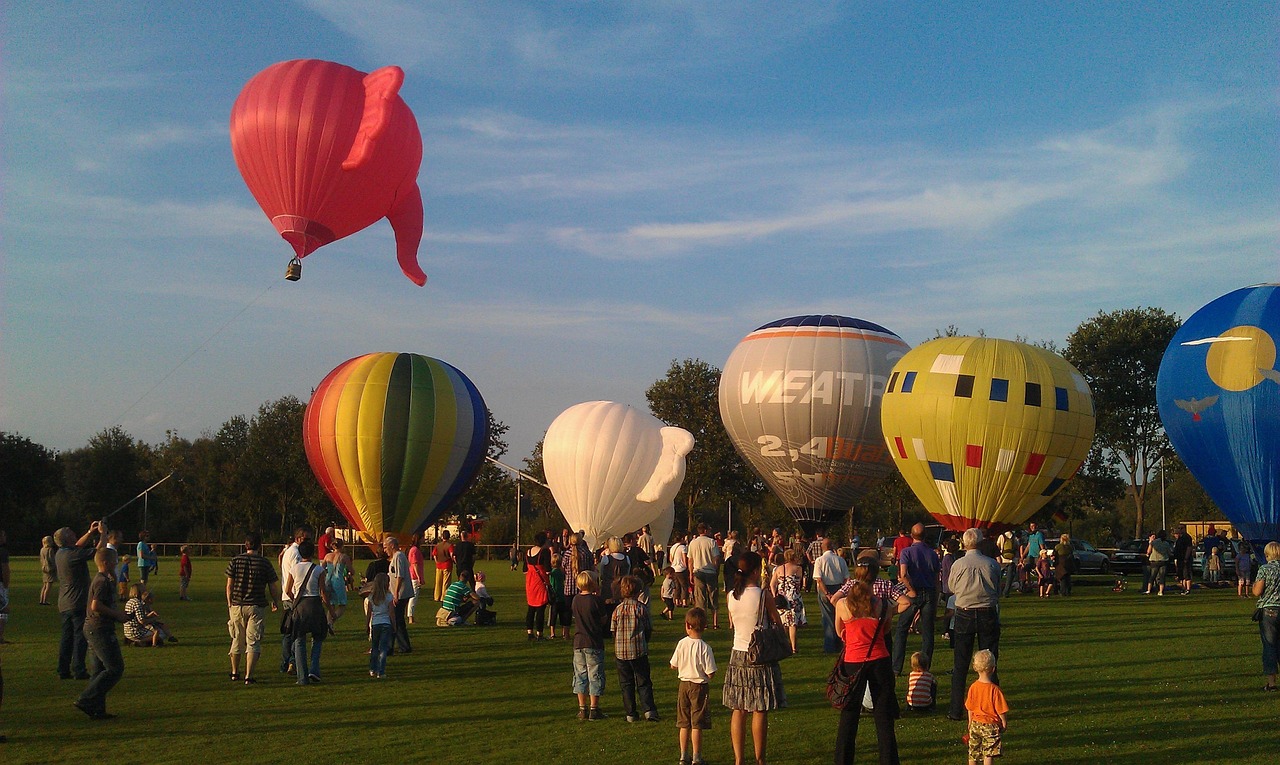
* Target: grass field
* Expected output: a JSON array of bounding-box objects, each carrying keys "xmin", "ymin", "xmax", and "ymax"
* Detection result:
[{"xmin": 1, "ymin": 556, "xmax": 1276, "ymax": 764}]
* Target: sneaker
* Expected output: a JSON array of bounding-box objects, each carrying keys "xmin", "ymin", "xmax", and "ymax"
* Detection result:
[
  {"xmin": 625, "ymin": 715, "xmax": 637, "ymax": 723},
  {"xmin": 645, "ymin": 712, "xmax": 661, "ymax": 722},
  {"xmin": 307, "ymin": 674, "xmax": 321, "ymax": 684},
  {"xmin": 588, "ymin": 708, "xmax": 607, "ymax": 720},
  {"xmin": 577, "ymin": 708, "xmax": 588, "ymax": 721},
  {"xmin": 72, "ymin": 700, "xmax": 99, "ymax": 718}
]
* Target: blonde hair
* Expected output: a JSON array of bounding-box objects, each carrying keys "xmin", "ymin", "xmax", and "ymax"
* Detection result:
[
  {"xmin": 973, "ymin": 649, "xmax": 997, "ymax": 674},
  {"xmin": 576, "ymin": 570, "xmax": 599, "ymax": 593},
  {"xmin": 911, "ymin": 651, "xmax": 930, "ymax": 672},
  {"xmin": 606, "ymin": 536, "xmax": 623, "ymax": 554},
  {"xmin": 1265, "ymin": 541, "xmax": 1280, "ymax": 563},
  {"xmin": 42, "ymin": 535, "xmax": 55, "ymax": 548},
  {"xmin": 783, "ymin": 548, "xmax": 799, "ymax": 565},
  {"xmin": 1060, "ymin": 533, "xmax": 1070, "ymax": 544}
]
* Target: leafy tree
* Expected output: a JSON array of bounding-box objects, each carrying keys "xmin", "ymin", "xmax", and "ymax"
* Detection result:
[
  {"xmin": 0, "ymin": 432, "xmax": 62, "ymax": 549},
  {"xmin": 1065, "ymin": 307, "xmax": 1182, "ymax": 538},
  {"xmin": 646, "ymin": 358, "xmax": 763, "ymax": 535},
  {"xmin": 450, "ymin": 410, "xmax": 518, "ymax": 543},
  {"xmin": 47, "ymin": 426, "xmax": 153, "ymax": 538},
  {"xmin": 242, "ymin": 396, "xmax": 328, "ymax": 540}
]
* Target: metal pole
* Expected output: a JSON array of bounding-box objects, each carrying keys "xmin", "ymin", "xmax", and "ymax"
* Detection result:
[
  {"xmin": 144, "ymin": 492, "xmax": 148, "ymax": 531},
  {"xmin": 1161, "ymin": 458, "xmax": 1167, "ymax": 531},
  {"xmin": 516, "ymin": 477, "xmax": 522, "ymax": 548},
  {"xmin": 728, "ymin": 500, "xmax": 732, "ymax": 534}
]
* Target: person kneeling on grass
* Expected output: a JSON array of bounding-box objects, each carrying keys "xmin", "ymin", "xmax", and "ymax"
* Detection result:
[
  {"xmin": 441, "ymin": 570, "xmax": 479, "ymax": 626},
  {"xmin": 965, "ymin": 650, "xmax": 1009, "ymax": 765}
]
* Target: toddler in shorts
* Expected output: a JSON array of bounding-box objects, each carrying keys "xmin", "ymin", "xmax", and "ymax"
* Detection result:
[
  {"xmin": 965, "ymin": 649, "xmax": 1009, "ymax": 765},
  {"xmin": 669, "ymin": 606, "xmax": 716, "ymax": 765}
]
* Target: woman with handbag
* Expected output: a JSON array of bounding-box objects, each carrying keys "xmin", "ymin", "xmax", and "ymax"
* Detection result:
[
  {"xmin": 524, "ymin": 531, "xmax": 553, "ymax": 641},
  {"xmin": 723, "ymin": 551, "xmax": 786, "ymax": 765},
  {"xmin": 832, "ymin": 579, "xmax": 899, "ymax": 765},
  {"xmin": 282, "ymin": 540, "xmax": 330, "ymax": 685}
]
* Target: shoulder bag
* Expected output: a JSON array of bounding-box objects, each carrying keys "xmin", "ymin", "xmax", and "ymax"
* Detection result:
[
  {"xmin": 746, "ymin": 589, "xmax": 793, "ymax": 665},
  {"xmin": 826, "ymin": 599, "xmax": 889, "ymax": 709},
  {"xmin": 279, "ymin": 564, "xmax": 316, "ymax": 635}
]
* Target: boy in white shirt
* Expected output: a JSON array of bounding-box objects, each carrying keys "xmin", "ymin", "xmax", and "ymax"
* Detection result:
[{"xmin": 669, "ymin": 606, "xmax": 717, "ymax": 765}]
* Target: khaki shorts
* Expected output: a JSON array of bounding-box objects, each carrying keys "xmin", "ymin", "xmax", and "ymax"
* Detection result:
[
  {"xmin": 228, "ymin": 604, "xmax": 266, "ymax": 655},
  {"xmin": 676, "ymin": 680, "xmax": 712, "ymax": 730}
]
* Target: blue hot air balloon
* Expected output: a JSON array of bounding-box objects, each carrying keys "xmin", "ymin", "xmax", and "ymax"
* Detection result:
[{"xmin": 1156, "ymin": 284, "xmax": 1280, "ymax": 542}]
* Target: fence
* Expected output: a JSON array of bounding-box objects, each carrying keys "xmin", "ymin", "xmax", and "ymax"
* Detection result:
[{"xmin": 142, "ymin": 542, "xmax": 516, "ymax": 561}]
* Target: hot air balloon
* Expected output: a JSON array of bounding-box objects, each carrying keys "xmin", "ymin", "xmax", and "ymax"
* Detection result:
[
  {"xmin": 542, "ymin": 401, "xmax": 694, "ymax": 549},
  {"xmin": 1157, "ymin": 284, "xmax": 1280, "ymax": 542},
  {"xmin": 880, "ymin": 337, "xmax": 1095, "ymax": 532},
  {"xmin": 230, "ymin": 59, "xmax": 426, "ymax": 285},
  {"xmin": 303, "ymin": 353, "xmax": 487, "ymax": 545},
  {"xmin": 719, "ymin": 315, "xmax": 910, "ymax": 534}
]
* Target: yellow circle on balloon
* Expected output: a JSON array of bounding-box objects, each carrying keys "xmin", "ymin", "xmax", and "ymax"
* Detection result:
[{"xmin": 1205, "ymin": 325, "xmax": 1276, "ymax": 391}]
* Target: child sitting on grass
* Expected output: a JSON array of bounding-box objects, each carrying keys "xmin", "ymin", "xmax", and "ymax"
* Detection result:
[
  {"xmin": 906, "ymin": 651, "xmax": 936, "ymax": 710},
  {"xmin": 669, "ymin": 606, "xmax": 716, "ymax": 765},
  {"xmin": 612, "ymin": 575, "xmax": 659, "ymax": 722},
  {"xmin": 572, "ymin": 570, "xmax": 607, "ymax": 720},
  {"xmin": 965, "ymin": 649, "xmax": 1009, "ymax": 765}
]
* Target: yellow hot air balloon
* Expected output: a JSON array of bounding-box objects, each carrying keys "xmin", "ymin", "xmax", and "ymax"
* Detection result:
[{"xmin": 879, "ymin": 337, "xmax": 1095, "ymax": 532}]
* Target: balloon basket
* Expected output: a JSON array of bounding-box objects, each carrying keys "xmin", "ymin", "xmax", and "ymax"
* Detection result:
[{"xmin": 285, "ymin": 257, "xmax": 302, "ymax": 281}]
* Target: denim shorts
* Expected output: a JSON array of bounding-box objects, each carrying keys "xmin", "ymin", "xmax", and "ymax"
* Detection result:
[{"xmin": 572, "ymin": 647, "xmax": 606, "ymax": 696}]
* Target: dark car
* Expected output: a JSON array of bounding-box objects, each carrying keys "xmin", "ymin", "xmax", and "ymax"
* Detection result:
[
  {"xmin": 1109, "ymin": 539, "xmax": 1149, "ymax": 575},
  {"xmin": 1193, "ymin": 537, "xmax": 1236, "ymax": 577}
]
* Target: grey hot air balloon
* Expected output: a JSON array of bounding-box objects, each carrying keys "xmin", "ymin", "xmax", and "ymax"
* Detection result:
[{"xmin": 719, "ymin": 315, "xmax": 911, "ymax": 533}]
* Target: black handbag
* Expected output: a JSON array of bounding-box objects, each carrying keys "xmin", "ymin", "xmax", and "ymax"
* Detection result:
[
  {"xmin": 746, "ymin": 589, "xmax": 794, "ymax": 665},
  {"xmin": 826, "ymin": 599, "xmax": 889, "ymax": 709},
  {"xmin": 279, "ymin": 564, "xmax": 316, "ymax": 635}
]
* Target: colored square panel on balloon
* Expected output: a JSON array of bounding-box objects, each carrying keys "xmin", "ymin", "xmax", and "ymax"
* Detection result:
[
  {"xmin": 1071, "ymin": 372, "xmax": 1089, "ymax": 393},
  {"xmin": 1041, "ymin": 477, "xmax": 1066, "ymax": 496},
  {"xmin": 954, "ymin": 374, "xmax": 975, "ymax": 398},
  {"xmin": 935, "ymin": 480, "xmax": 960, "ymax": 516},
  {"xmin": 1024, "ymin": 453, "xmax": 1046, "ymax": 475},
  {"xmin": 989, "ymin": 378, "xmax": 1009, "ymax": 402},
  {"xmin": 930, "ymin": 354, "xmax": 965, "ymax": 374},
  {"xmin": 902, "ymin": 371, "xmax": 917, "ymax": 393},
  {"xmin": 965, "ymin": 445, "xmax": 983, "ymax": 468},
  {"xmin": 1024, "ymin": 382, "xmax": 1042, "ymax": 407},
  {"xmin": 886, "ymin": 371, "xmax": 899, "ymax": 393},
  {"xmin": 1055, "ymin": 387, "xmax": 1069, "ymax": 411},
  {"xmin": 995, "ymin": 449, "xmax": 1016, "ymax": 472},
  {"xmin": 929, "ymin": 460, "xmax": 956, "ymax": 482},
  {"xmin": 894, "ymin": 437, "xmax": 907, "ymax": 459},
  {"xmin": 912, "ymin": 438, "xmax": 927, "ymax": 461}
]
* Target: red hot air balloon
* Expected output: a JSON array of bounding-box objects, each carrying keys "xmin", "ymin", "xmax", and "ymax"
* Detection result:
[{"xmin": 230, "ymin": 59, "xmax": 427, "ymax": 285}]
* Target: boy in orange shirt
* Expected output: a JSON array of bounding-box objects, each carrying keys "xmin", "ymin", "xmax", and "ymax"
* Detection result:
[{"xmin": 965, "ymin": 649, "xmax": 1009, "ymax": 764}]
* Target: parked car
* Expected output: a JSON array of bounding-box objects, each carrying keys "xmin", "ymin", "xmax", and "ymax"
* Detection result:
[
  {"xmin": 1108, "ymin": 539, "xmax": 1149, "ymax": 575},
  {"xmin": 1068, "ymin": 539, "xmax": 1110, "ymax": 574},
  {"xmin": 1192, "ymin": 537, "xmax": 1236, "ymax": 577}
]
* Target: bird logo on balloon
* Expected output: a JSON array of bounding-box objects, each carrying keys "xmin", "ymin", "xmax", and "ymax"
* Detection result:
[{"xmin": 1173, "ymin": 325, "xmax": 1279, "ymax": 421}]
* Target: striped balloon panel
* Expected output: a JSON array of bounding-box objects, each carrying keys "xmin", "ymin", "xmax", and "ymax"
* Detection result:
[
  {"xmin": 880, "ymin": 337, "xmax": 1095, "ymax": 532},
  {"xmin": 303, "ymin": 352, "xmax": 487, "ymax": 541}
]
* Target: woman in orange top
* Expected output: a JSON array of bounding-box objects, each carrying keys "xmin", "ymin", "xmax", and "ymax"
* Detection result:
[{"xmin": 833, "ymin": 580, "xmax": 900, "ymax": 765}]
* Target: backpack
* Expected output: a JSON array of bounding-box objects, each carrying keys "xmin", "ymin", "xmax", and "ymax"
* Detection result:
[{"xmin": 600, "ymin": 555, "xmax": 630, "ymax": 603}]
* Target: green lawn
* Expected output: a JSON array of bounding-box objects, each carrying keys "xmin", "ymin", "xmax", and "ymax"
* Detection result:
[{"xmin": 1, "ymin": 557, "xmax": 1276, "ymax": 764}]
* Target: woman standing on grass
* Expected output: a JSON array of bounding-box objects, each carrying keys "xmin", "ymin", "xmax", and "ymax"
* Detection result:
[
  {"xmin": 323, "ymin": 539, "xmax": 352, "ymax": 627},
  {"xmin": 40, "ymin": 535, "xmax": 57, "ymax": 606},
  {"xmin": 1145, "ymin": 531, "xmax": 1172, "ymax": 596},
  {"xmin": 524, "ymin": 531, "xmax": 552, "ymax": 641},
  {"xmin": 768, "ymin": 548, "xmax": 806, "ymax": 654},
  {"xmin": 1252, "ymin": 541, "xmax": 1280, "ymax": 692},
  {"xmin": 724, "ymin": 551, "xmax": 786, "ymax": 765},
  {"xmin": 833, "ymin": 579, "xmax": 899, "ymax": 765},
  {"xmin": 1053, "ymin": 534, "xmax": 1074, "ymax": 596},
  {"xmin": 283, "ymin": 540, "xmax": 330, "ymax": 685}
]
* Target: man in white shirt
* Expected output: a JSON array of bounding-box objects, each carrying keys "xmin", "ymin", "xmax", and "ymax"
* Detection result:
[
  {"xmin": 686, "ymin": 524, "xmax": 722, "ymax": 629},
  {"xmin": 812, "ymin": 537, "xmax": 850, "ymax": 654},
  {"xmin": 669, "ymin": 534, "xmax": 689, "ymax": 607},
  {"xmin": 384, "ymin": 536, "xmax": 413, "ymax": 654}
]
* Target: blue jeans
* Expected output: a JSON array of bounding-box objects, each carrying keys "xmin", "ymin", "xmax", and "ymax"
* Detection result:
[
  {"xmin": 948, "ymin": 607, "xmax": 1001, "ymax": 718},
  {"xmin": 819, "ymin": 590, "xmax": 840, "ymax": 653},
  {"xmin": 1261, "ymin": 607, "xmax": 1279, "ymax": 676},
  {"xmin": 370, "ymin": 623, "xmax": 392, "ymax": 676},
  {"xmin": 572, "ymin": 647, "xmax": 606, "ymax": 696},
  {"xmin": 79, "ymin": 624, "xmax": 124, "ymax": 713},
  {"xmin": 59, "ymin": 609, "xmax": 88, "ymax": 678},
  {"xmin": 616, "ymin": 655, "xmax": 657, "ymax": 718},
  {"xmin": 281, "ymin": 632, "xmax": 295, "ymax": 673},
  {"xmin": 294, "ymin": 633, "xmax": 324, "ymax": 683},
  {"xmin": 892, "ymin": 588, "xmax": 937, "ymax": 674}
]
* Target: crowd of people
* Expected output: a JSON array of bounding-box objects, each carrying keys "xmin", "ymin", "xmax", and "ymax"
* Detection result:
[{"xmin": 1, "ymin": 516, "xmax": 1277, "ymax": 763}]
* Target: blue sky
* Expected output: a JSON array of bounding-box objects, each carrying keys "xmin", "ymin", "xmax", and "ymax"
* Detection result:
[{"xmin": 3, "ymin": 1, "xmax": 1276, "ymax": 461}]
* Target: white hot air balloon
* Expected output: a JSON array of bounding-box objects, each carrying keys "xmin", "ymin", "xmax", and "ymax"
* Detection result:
[
  {"xmin": 543, "ymin": 401, "xmax": 695, "ymax": 549},
  {"xmin": 646, "ymin": 505, "xmax": 675, "ymax": 555}
]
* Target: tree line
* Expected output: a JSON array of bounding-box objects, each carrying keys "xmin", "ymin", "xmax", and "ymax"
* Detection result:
[{"xmin": 0, "ymin": 307, "xmax": 1224, "ymax": 553}]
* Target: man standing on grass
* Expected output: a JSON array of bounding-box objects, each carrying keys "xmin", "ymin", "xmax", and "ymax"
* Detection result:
[
  {"xmin": 686, "ymin": 524, "xmax": 721, "ymax": 629},
  {"xmin": 75, "ymin": 547, "xmax": 127, "ymax": 720},
  {"xmin": 805, "ymin": 531, "xmax": 825, "ymax": 593},
  {"xmin": 947, "ymin": 528, "xmax": 1002, "ymax": 721},
  {"xmin": 56, "ymin": 521, "xmax": 107, "ymax": 680},
  {"xmin": 894, "ymin": 522, "xmax": 940, "ymax": 675},
  {"xmin": 812, "ymin": 537, "xmax": 849, "ymax": 654},
  {"xmin": 226, "ymin": 532, "xmax": 281, "ymax": 685},
  {"xmin": 136, "ymin": 531, "xmax": 157, "ymax": 583},
  {"xmin": 385, "ymin": 537, "xmax": 413, "ymax": 654},
  {"xmin": 453, "ymin": 529, "xmax": 477, "ymax": 583}
]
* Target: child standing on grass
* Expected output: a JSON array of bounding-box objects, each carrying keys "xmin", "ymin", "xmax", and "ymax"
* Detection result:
[
  {"xmin": 612, "ymin": 575, "xmax": 659, "ymax": 722},
  {"xmin": 572, "ymin": 570, "xmax": 607, "ymax": 720},
  {"xmin": 116, "ymin": 556, "xmax": 131, "ymax": 599},
  {"xmin": 179, "ymin": 545, "xmax": 193, "ymax": 601},
  {"xmin": 367, "ymin": 573, "xmax": 392, "ymax": 679},
  {"xmin": 1206, "ymin": 548, "xmax": 1222, "ymax": 584},
  {"xmin": 965, "ymin": 649, "xmax": 1009, "ymax": 765},
  {"xmin": 670, "ymin": 606, "xmax": 716, "ymax": 765},
  {"xmin": 660, "ymin": 567, "xmax": 677, "ymax": 620},
  {"xmin": 548, "ymin": 553, "xmax": 567, "ymax": 639},
  {"xmin": 906, "ymin": 651, "xmax": 936, "ymax": 710},
  {"xmin": 1036, "ymin": 550, "xmax": 1053, "ymax": 597}
]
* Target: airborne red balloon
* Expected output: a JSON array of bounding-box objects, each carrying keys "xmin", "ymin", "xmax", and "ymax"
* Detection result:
[{"xmin": 230, "ymin": 59, "xmax": 427, "ymax": 285}]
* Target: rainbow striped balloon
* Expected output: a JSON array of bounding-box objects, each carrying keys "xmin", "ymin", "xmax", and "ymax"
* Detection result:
[{"xmin": 303, "ymin": 353, "xmax": 488, "ymax": 544}]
